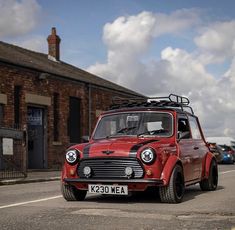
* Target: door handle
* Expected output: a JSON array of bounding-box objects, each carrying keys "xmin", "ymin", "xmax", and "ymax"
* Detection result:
[{"xmin": 193, "ymin": 146, "xmax": 199, "ymax": 150}]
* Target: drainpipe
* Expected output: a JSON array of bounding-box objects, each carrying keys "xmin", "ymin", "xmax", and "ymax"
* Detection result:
[{"xmin": 88, "ymin": 84, "xmax": 92, "ymax": 136}]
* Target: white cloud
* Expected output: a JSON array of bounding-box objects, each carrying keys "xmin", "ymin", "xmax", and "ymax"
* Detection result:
[
  {"xmin": 195, "ymin": 21, "xmax": 235, "ymax": 64},
  {"xmin": 0, "ymin": 0, "xmax": 41, "ymax": 38},
  {"xmin": 12, "ymin": 35, "xmax": 47, "ymax": 53},
  {"xmin": 222, "ymin": 56, "xmax": 235, "ymax": 100},
  {"xmin": 102, "ymin": 10, "xmax": 199, "ymax": 55},
  {"xmin": 103, "ymin": 12, "xmax": 155, "ymax": 54},
  {"xmin": 87, "ymin": 11, "xmax": 235, "ymax": 138},
  {"xmin": 88, "ymin": 9, "xmax": 200, "ymax": 90},
  {"xmin": 160, "ymin": 47, "xmax": 214, "ymax": 93},
  {"xmin": 0, "ymin": 0, "xmax": 46, "ymax": 53},
  {"xmin": 151, "ymin": 8, "xmax": 200, "ymax": 37}
]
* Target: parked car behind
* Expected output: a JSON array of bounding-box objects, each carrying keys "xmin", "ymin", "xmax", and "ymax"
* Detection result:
[
  {"xmin": 225, "ymin": 145, "xmax": 235, "ymax": 158},
  {"xmin": 229, "ymin": 145, "xmax": 235, "ymax": 162},
  {"xmin": 208, "ymin": 143, "xmax": 223, "ymax": 163},
  {"xmin": 218, "ymin": 145, "xmax": 234, "ymax": 164}
]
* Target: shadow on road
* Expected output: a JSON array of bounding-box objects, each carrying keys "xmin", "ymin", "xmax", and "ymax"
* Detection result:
[
  {"xmin": 85, "ymin": 185, "xmax": 224, "ymax": 204},
  {"xmin": 183, "ymin": 185, "xmax": 224, "ymax": 202}
]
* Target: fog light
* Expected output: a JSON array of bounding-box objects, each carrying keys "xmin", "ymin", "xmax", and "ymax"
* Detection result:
[
  {"xmin": 83, "ymin": 166, "xmax": 91, "ymax": 178},
  {"xmin": 125, "ymin": 167, "xmax": 133, "ymax": 178}
]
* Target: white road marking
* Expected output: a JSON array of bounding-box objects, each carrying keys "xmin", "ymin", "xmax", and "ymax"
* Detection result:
[
  {"xmin": 0, "ymin": 195, "xmax": 62, "ymax": 210},
  {"xmin": 0, "ymin": 170, "xmax": 234, "ymax": 210},
  {"xmin": 219, "ymin": 170, "xmax": 235, "ymax": 175}
]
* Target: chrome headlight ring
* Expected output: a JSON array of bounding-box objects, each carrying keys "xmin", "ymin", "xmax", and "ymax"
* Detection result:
[
  {"xmin": 65, "ymin": 149, "xmax": 79, "ymax": 164},
  {"xmin": 140, "ymin": 148, "xmax": 156, "ymax": 164}
]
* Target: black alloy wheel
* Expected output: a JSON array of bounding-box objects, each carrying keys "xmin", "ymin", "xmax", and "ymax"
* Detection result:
[
  {"xmin": 159, "ymin": 164, "xmax": 185, "ymax": 203},
  {"xmin": 200, "ymin": 159, "xmax": 218, "ymax": 191},
  {"xmin": 61, "ymin": 182, "xmax": 87, "ymax": 201}
]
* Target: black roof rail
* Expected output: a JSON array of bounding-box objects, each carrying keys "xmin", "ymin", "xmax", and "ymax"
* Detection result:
[
  {"xmin": 169, "ymin": 94, "xmax": 189, "ymax": 105},
  {"xmin": 110, "ymin": 94, "xmax": 194, "ymax": 114}
]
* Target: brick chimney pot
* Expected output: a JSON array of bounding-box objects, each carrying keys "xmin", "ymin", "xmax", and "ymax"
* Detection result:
[{"xmin": 47, "ymin": 27, "xmax": 61, "ymax": 61}]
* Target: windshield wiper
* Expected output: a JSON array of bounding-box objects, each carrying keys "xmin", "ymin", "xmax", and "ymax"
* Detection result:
[
  {"xmin": 105, "ymin": 127, "xmax": 137, "ymax": 139},
  {"xmin": 137, "ymin": 129, "xmax": 165, "ymax": 137},
  {"xmin": 116, "ymin": 126, "xmax": 137, "ymax": 134}
]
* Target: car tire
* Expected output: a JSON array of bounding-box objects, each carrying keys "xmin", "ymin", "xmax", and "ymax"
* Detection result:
[
  {"xmin": 61, "ymin": 182, "xmax": 87, "ymax": 201},
  {"xmin": 159, "ymin": 164, "xmax": 185, "ymax": 203},
  {"xmin": 200, "ymin": 159, "xmax": 218, "ymax": 191}
]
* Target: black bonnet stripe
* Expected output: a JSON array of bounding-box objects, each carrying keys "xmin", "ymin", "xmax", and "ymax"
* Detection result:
[
  {"xmin": 83, "ymin": 144, "xmax": 91, "ymax": 158},
  {"xmin": 129, "ymin": 140, "xmax": 158, "ymax": 157}
]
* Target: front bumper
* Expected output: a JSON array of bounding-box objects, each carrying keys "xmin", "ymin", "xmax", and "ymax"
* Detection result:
[{"xmin": 64, "ymin": 178, "xmax": 164, "ymax": 191}]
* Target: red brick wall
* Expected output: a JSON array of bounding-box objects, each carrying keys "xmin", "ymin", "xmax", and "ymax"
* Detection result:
[{"xmin": 0, "ymin": 63, "xmax": 137, "ymax": 169}]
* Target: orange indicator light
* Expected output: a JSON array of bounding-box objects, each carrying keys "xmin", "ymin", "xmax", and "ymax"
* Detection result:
[
  {"xmin": 146, "ymin": 169, "xmax": 152, "ymax": 176},
  {"xmin": 70, "ymin": 169, "xmax": 75, "ymax": 176}
]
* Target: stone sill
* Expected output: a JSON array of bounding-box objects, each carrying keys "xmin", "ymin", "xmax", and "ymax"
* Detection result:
[{"xmin": 52, "ymin": 141, "xmax": 62, "ymax": 146}]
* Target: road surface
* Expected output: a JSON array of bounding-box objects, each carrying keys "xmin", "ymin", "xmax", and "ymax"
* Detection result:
[{"xmin": 0, "ymin": 164, "xmax": 235, "ymax": 230}]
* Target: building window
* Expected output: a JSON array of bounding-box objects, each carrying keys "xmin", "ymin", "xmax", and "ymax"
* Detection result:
[
  {"xmin": 14, "ymin": 85, "xmax": 21, "ymax": 128},
  {"xmin": 53, "ymin": 93, "xmax": 59, "ymax": 141},
  {"xmin": 68, "ymin": 97, "xmax": 81, "ymax": 143}
]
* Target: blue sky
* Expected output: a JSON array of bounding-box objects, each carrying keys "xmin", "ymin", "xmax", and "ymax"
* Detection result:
[
  {"xmin": 3, "ymin": 0, "xmax": 234, "ymax": 68},
  {"xmin": 1, "ymin": 0, "xmax": 235, "ymax": 138},
  {"xmin": 36, "ymin": 0, "xmax": 235, "ymax": 69}
]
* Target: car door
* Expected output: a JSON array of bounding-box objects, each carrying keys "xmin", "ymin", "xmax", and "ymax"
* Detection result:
[
  {"xmin": 177, "ymin": 114, "xmax": 195, "ymax": 182},
  {"xmin": 188, "ymin": 115, "xmax": 207, "ymax": 179}
]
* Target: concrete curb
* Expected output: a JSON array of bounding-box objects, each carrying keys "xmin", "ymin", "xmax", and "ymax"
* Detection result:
[{"xmin": 0, "ymin": 177, "xmax": 60, "ymax": 186}]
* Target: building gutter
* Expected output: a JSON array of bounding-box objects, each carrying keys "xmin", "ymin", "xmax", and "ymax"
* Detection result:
[{"xmin": 88, "ymin": 83, "xmax": 92, "ymax": 135}]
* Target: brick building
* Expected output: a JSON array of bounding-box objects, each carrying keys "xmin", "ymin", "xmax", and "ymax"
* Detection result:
[{"xmin": 0, "ymin": 28, "xmax": 144, "ymax": 170}]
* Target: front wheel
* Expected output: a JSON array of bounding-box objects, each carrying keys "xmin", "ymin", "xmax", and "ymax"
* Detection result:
[
  {"xmin": 61, "ymin": 182, "xmax": 87, "ymax": 201},
  {"xmin": 200, "ymin": 159, "xmax": 218, "ymax": 191},
  {"xmin": 159, "ymin": 164, "xmax": 185, "ymax": 203}
]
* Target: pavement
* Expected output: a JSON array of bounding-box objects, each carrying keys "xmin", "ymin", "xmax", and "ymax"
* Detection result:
[{"xmin": 0, "ymin": 170, "xmax": 61, "ymax": 185}]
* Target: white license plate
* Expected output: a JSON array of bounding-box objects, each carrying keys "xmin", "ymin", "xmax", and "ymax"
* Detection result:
[{"xmin": 88, "ymin": 184, "xmax": 128, "ymax": 195}]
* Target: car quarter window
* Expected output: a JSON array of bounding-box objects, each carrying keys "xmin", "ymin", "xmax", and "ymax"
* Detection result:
[{"xmin": 188, "ymin": 116, "xmax": 202, "ymax": 140}]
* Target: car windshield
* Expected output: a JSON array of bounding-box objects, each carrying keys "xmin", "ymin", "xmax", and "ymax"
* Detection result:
[{"xmin": 93, "ymin": 112, "xmax": 173, "ymax": 140}]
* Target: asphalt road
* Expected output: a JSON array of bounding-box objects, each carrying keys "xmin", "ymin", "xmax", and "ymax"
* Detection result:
[{"xmin": 0, "ymin": 164, "xmax": 235, "ymax": 230}]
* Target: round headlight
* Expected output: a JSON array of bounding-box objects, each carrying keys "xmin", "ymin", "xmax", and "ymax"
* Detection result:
[
  {"xmin": 140, "ymin": 148, "xmax": 156, "ymax": 164},
  {"xmin": 66, "ymin": 150, "xmax": 79, "ymax": 164}
]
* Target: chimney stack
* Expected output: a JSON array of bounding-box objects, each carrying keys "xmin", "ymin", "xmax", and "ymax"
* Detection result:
[{"xmin": 47, "ymin": 27, "xmax": 61, "ymax": 61}]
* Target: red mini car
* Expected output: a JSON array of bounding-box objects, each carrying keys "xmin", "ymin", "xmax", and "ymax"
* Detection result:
[{"xmin": 61, "ymin": 94, "xmax": 218, "ymax": 203}]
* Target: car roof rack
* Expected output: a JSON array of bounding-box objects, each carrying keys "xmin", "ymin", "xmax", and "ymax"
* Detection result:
[{"xmin": 110, "ymin": 94, "xmax": 194, "ymax": 114}]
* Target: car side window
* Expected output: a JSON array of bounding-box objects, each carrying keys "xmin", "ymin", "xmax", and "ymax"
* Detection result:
[
  {"xmin": 188, "ymin": 116, "xmax": 202, "ymax": 140},
  {"xmin": 177, "ymin": 116, "xmax": 191, "ymax": 139}
]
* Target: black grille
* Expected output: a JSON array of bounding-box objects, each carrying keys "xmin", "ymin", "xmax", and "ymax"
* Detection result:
[{"xmin": 77, "ymin": 158, "xmax": 144, "ymax": 179}]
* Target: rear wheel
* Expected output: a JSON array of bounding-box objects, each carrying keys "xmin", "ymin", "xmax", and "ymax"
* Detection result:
[
  {"xmin": 200, "ymin": 159, "xmax": 218, "ymax": 191},
  {"xmin": 61, "ymin": 182, "xmax": 87, "ymax": 201},
  {"xmin": 159, "ymin": 164, "xmax": 185, "ymax": 203}
]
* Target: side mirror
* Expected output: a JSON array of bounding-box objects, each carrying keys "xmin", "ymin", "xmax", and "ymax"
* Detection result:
[
  {"xmin": 82, "ymin": 136, "xmax": 90, "ymax": 143},
  {"xmin": 177, "ymin": 131, "xmax": 182, "ymax": 142}
]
